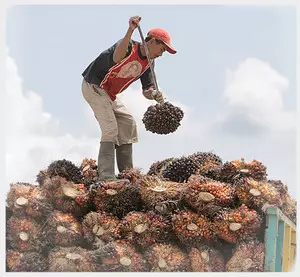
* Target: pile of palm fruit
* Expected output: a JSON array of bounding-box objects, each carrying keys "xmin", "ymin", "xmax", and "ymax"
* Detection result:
[{"xmin": 5, "ymin": 153, "xmax": 296, "ymax": 272}]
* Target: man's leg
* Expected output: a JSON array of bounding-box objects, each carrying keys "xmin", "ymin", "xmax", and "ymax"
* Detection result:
[{"xmin": 81, "ymin": 79, "xmax": 118, "ymax": 180}]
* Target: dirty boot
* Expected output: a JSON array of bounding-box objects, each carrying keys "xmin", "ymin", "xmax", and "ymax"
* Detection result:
[
  {"xmin": 98, "ymin": 142, "xmax": 117, "ymax": 181},
  {"xmin": 116, "ymin": 143, "xmax": 133, "ymax": 173}
]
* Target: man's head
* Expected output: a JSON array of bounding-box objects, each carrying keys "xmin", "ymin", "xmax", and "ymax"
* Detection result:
[{"xmin": 145, "ymin": 28, "xmax": 176, "ymax": 59}]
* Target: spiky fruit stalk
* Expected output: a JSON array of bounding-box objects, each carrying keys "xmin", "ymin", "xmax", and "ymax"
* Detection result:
[
  {"xmin": 138, "ymin": 175, "xmax": 185, "ymax": 216},
  {"xmin": 7, "ymin": 183, "xmax": 52, "ymax": 218},
  {"xmin": 234, "ymin": 178, "xmax": 283, "ymax": 210},
  {"xmin": 189, "ymin": 151, "xmax": 223, "ymax": 166},
  {"xmin": 7, "ymin": 216, "xmax": 46, "ymax": 252},
  {"xmin": 226, "ymin": 240, "xmax": 265, "ymax": 272},
  {"xmin": 147, "ymin": 158, "xmax": 175, "ymax": 176},
  {"xmin": 94, "ymin": 180, "xmax": 142, "ymax": 219},
  {"xmin": 6, "ymin": 250, "xmax": 48, "ymax": 272},
  {"xmin": 142, "ymin": 102, "xmax": 184, "ymax": 135},
  {"xmin": 163, "ymin": 156, "xmax": 200, "ymax": 183},
  {"xmin": 221, "ymin": 158, "xmax": 267, "ymax": 183},
  {"xmin": 82, "ymin": 211, "xmax": 121, "ymax": 246},
  {"xmin": 188, "ymin": 245, "xmax": 225, "ymax": 272},
  {"xmin": 117, "ymin": 168, "xmax": 144, "ymax": 184},
  {"xmin": 47, "ymin": 210, "xmax": 83, "ymax": 248},
  {"xmin": 80, "ymin": 158, "xmax": 98, "ymax": 186},
  {"xmin": 92, "ymin": 240, "xmax": 148, "ymax": 272},
  {"xmin": 145, "ymin": 243, "xmax": 190, "ymax": 272},
  {"xmin": 48, "ymin": 246, "xmax": 97, "ymax": 272},
  {"xmin": 185, "ymin": 175, "xmax": 234, "ymax": 217},
  {"xmin": 47, "ymin": 159, "xmax": 83, "ymax": 184},
  {"xmin": 214, "ymin": 204, "xmax": 262, "ymax": 244},
  {"xmin": 172, "ymin": 210, "xmax": 216, "ymax": 247}
]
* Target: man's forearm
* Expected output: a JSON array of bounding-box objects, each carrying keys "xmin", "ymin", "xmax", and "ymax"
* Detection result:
[{"xmin": 113, "ymin": 28, "xmax": 133, "ymax": 63}]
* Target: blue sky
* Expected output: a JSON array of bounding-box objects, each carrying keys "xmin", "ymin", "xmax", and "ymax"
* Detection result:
[{"xmin": 5, "ymin": 5, "xmax": 297, "ymax": 196}]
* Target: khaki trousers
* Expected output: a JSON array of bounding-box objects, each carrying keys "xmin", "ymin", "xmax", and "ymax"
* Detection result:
[{"xmin": 82, "ymin": 79, "xmax": 138, "ymax": 146}]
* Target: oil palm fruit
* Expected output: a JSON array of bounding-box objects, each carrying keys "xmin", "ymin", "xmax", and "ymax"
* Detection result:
[
  {"xmin": 147, "ymin": 157, "xmax": 175, "ymax": 176},
  {"xmin": 80, "ymin": 158, "xmax": 98, "ymax": 186}
]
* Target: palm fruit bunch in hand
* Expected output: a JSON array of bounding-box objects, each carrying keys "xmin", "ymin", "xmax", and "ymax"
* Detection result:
[
  {"xmin": 214, "ymin": 204, "xmax": 262, "ymax": 244},
  {"xmin": 82, "ymin": 211, "xmax": 121, "ymax": 247},
  {"xmin": 142, "ymin": 102, "xmax": 184, "ymax": 134},
  {"xmin": 48, "ymin": 246, "xmax": 98, "ymax": 272},
  {"xmin": 184, "ymin": 175, "xmax": 235, "ymax": 217},
  {"xmin": 225, "ymin": 240, "xmax": 265, "ymax": 272},
  {"xmin": 6, "ymin": 183, "xmax": 52, "ymax": 218},
  {"xmin": 91, "ymin": 240, "xmax": 148, "ymax": 272},
  {"xmin": 172, "ymin": 210, "xmax": 216, "ymax": 247},
  {"xmin": 145, "ymin": 243, "xmax": 189, "ymax": 272},
  {"xmin": 138, "ymin": 175, "xmax": 185, "ymax": 216},
  {"xmin": 221, "ymin": 158, "xmax": 267, "ymax": 183},
  {"xmin": 6, "ymin": 250, "xmax": 48, "ymax": 272},
  {"xmin": 93, "ymin": 180, "xmax": 142, "ymax": 219},
  {"xmin": 188, "ymin": 244, "xmax": 225, "ymax": 272}
]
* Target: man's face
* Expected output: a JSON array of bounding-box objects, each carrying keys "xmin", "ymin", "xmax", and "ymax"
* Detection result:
[{"xmin": 148, "ymin": 38, "xmax": 167, "ymax": 59}]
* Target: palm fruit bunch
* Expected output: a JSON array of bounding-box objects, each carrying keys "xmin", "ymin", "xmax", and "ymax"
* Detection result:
[
  {"xmin": 46, "ymin": 159, "xmax": 83, "ymax": 184},
  {"xmin": 82, "ymin": 211, "xmax": 121, "ymax": 247},
  {"xmin": 145, "ymin": 243, "xmax": 189, "ymax": 272},
  {"xmin": 7, "ymin": 216, "xmax": 46, "ymax": 252},
  {"xmin": 172, "ymin": 210, "xmax": 216, "ymax": 247},
  {"xmin": 42, "ymin": 176, "xmax": 92, "ymax": 217},
  {"xmin": 7, "ymin": 183, "xmax": 52, "ymax": 218},
  {"xmin": 214, "ymin": 204, "xmax": 262, "ymax": 244},
  {"xmin": 142, "ymin": 102, "xmax": 184, "ymax": 134},
  {"xmin": 47, "ymin": 210, "xmax": 83, "ymax": 248},
  {"xmin": 91, "ymin": 240, "xmax": 148, "ymax": 272},
  {"xmin": 48, "ymin": 246, "xmax": 97, "ymax": 272},
  {"xmin": 221, "ymin": 158, "xmax": 267, "ymax": 183},
  {"xmin": 117, "ymin": 168, "xmax": 144, "ymax": 184},
  {"xmin": 138, "ymin": 175, "xmax": 185, "ymax": 216},
  {"xmin": 93, "ymin": 180, "xmax": 142, "ymax": 219},
  {"xmin": 225, "ymin": 240, "xmax": 265, "ymax": 271},
  {"xmin": 234, "ymin": 178, "xmax": 282, "ymax": 211},
  {"xmin": 184, "ymin": 175, "xmax": 235, "ymax": 217},
  {"xmin": 118, "ymin": 211, "xmax": 172, "ymax": 249},
  {"xmin": 6, "ymin": 250, "xmax": 48, "ymax": 272},
  {"xmin": 188, "ymin": 244, "xmax": 225, "ymax": 272},
  {"xmin": 147, "ymin": 157, "xmax": 175, "ymax": 176},
  {"xmin": 163, "ymin": 156, "xmax": 200, "ymax": 182},
  {"xmin": 80, "ymin": 158, "xmax": 98, "ymax": 186}
]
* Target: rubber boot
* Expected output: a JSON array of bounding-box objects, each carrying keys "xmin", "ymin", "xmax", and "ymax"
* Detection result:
[
  {"xmin": 98, "ymin": 142, "xmax": 117, "ymax": 181},
  {"xmin": 116, "ymin": 144, "xmax": 133, "ymax": 173}
]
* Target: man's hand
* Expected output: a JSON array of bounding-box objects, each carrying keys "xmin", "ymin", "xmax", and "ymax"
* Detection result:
[
  {"xmin": 152, "ymin": 90, "xmax": 164, "ymax": 104},
  {"xmin": 129, "ymin": 16, "xmax": 141, "ymax": 31}
]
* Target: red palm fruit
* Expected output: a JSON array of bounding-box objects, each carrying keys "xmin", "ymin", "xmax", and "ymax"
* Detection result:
[
  {"xmin": 94, "ymin": 180, "xmax": 142, "ymax": 219},
  {"xmin": 138, "ymin": 175, "xmax": 185, "ymax": 216},
  {"xmin": 185, "ymin": 175, "xmax": 234, "ymax": 217},
  {"xmin": 117, "ymin": 168, "xmax": 144, "ymax": 184},
  {"xmin": 214, "ymin": 204, "xmax": 262, "ymax": 244},
  {"xmin": 6, "ymin": 250, "xmax": 48, "ymax": 272},
  {"xmin": 196, "ymin": 161, "xmax": 223, "ymax": 180},
  {"xmin": 92, "ymin": 240, "xmax": 148, "ymax": 272},
  {"xmin": 80, "ymin": 158, "xmax": 98, "ymax": 186},
  {"xmin": 145, "ymin": 243, "xmax": 190, "ymax": 272},
  {"xmin": 234, "ymin": 177, "xmax": 283, "ymax": 210},
  {"xmin": 82, "ymin": 211, "xmax": 121, "ymax": 246},
  {"xmin": 48, "ymin": 246, "xmax": 97, "ymax": 272},
  {"xmin": 7, "ymin": 183, "xmax": 52, "ymax": 218},
  {"xmin": 7, "ymin": 216, "xmax": 45, "ymax": 252},
  {"xmin": 172, "ymin": 210, "xmax": 216, "ymax": 247},
  {"xmin": 47, "ymin": 210, "xmax": 83, "ymax": 248},
  {"xmin": 226, "ymin": 240, "xmax": 265, "ymax": 272},
  {"xmin": 188, "ymin": 245, "xmax": 225, "ymax": 272},
  {"xmin": 221, "ymin": 158, "xmax": 267, "ymax": 183}
]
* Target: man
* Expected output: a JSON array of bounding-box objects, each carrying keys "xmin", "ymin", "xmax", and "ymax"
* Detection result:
[{"xmin": 81, "ymin": 15, "xmax": 177, "ymax": 181}]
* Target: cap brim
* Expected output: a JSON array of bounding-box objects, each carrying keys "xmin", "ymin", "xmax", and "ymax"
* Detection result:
[{"xmin": 163, "ymin": 42, "xmax": 177, "ymax": 54}]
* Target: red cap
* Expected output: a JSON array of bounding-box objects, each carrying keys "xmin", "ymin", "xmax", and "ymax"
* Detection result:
[{"xmin": 147, "ymin": 28, "xmax": 177, "ymax": 54}]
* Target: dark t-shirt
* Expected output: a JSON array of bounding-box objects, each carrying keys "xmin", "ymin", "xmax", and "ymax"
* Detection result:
[{"xmin": 82, "ymin": 39, "xmax": 154, "ymax": 90}]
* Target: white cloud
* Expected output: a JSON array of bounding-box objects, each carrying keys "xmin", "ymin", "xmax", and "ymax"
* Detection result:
[
  {"xmin": 5, "ymin": 51, "xmax": 98, "ymax": 186},
  {"xmin": 223, "ymin": 58, "xmax": 296, "ymax": 131}
]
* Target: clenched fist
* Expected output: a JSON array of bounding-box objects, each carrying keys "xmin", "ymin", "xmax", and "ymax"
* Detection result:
[{"xmin": 129, "ymin": 16, "xmax": 141, "ymax": 31}]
